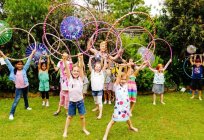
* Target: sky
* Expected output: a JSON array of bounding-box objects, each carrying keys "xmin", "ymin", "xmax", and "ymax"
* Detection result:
[{"xmin": 74, "ymin": 0, "xmax": 164, "ymax": 16}]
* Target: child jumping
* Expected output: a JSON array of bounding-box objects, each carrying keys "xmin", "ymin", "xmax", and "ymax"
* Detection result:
[
  {"xmin": 103, "ymin": 66, "xmax": 138, "ymax": 140},
  {"xmin": 63, "ymin": 53, "xmax": 90, "ymax": 137},
  {"xmin": 190, "ymin": 54, "xmax": 204, "ymax": 100},
  {"xmin": 0, "ymin": 50, "xmax": 35, "ymax": 120},
  {"xmin": 148, "ymin": 59, "xmax": 172, "ymax": 105},
  {"xmin": 38, "ymin": 55, "xmax": 50, "ymax": 107}
]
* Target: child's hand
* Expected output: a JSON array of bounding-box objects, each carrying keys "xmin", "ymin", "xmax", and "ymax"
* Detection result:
[
  {"xmin": 0, "ymin": 50, "xmax": 4, "ymax": 56},
  {"xmin": 32, "ymin": 49, "xmax": 36, "ymax": 55},
  {"xmin": 78, "ymin": 53, "xmax": 83, "ymax": 58}
]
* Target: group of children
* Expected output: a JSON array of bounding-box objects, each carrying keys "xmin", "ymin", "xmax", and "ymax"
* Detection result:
[{"xmin": 0, "ymin": 40, "xmax": 173, "ymax": 139}]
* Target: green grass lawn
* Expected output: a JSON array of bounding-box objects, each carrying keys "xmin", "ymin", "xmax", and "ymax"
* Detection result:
[{"xmin": 0, "ymin": 92, "xmax": 204, "ymax": 140}]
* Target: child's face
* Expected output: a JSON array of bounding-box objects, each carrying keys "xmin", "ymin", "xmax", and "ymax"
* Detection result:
[
  {"xmin": 72, "ymin": 66, "xmax": 80, "ymax": 78},
  {"xmin": 129, "ymin": 59, "xmax": 133, "ymax": 63},
  {"xmin": 15, "ymin": 61, "xmax": 24, "ymax": 70},
  {"xmin": 94, "ymin": 63, "xmax": 102, "ymax": 72},
  {"xmin": 195, "ymin": 62, "xmax": 201, "ymax": 67},
  {"xmin": 62, "ymin": 52, "xmax": 68, "ymax": 60},
  {"xmin": 100, "ymin": 43, "xmax": 107, "ymax": 52},
  {"xmin": 120, "ymin": 75, "xmax": 127, "ymax": 85},
  {"xmin": 41, "ymin": 63, "xmax": 47, "ymax": 71},
  {"xmin": 158, "ymin": 66, "xmax": 163, "ymax": 72}
]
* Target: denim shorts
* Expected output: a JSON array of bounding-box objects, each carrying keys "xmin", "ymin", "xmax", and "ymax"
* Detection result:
[
  {"xmin": 68, "ymin": 100, "xmax": 86, "ymax": 116},
  {"xmin": 92, "ymin": 90, "xmax": 103, "ymax": 96}
]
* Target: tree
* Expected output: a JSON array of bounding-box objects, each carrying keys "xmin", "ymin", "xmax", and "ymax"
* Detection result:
[{"xmin": 154, "ymin": 0, "xmax": 204, "ymax": 87}]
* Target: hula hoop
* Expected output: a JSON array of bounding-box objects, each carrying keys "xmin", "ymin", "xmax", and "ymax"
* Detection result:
[
  {"xmin": 106, "ymin": 12, "xmax": 156, "ymax": 41},
  {"xmin": 115, "ymin": 26, "xmax": 155, "ymax": 61},
  {"xmin": 43, "ymin": 2, "xmax": 98, "ymax": 52},
  {"xmin": 183, "ymin": 56, "xmax": 204, "ymax": 79},
  {"xmin": 86, "ymin": 28, "xmax": 122, "ymax": 57},
  {"xmin": 42, "ymin": 33, "xmax": 72, "ymax": 59},
  {"xmin": 28, "ymin": 22, "xmax": 60, "ymax": 47},
  {"xmin": 0, "ymin": 27, "xmax": 37, "ymax": 61},
  {"xmin": 147, "ymin": 38, "xmax": 172, "ymax": 67},
  {"xmin": 50, "ymin": 38, "xmax": 80, "ymax": 59},
  {"xmin": 80, "ymin": 21, "xmax": 120, "ymax": 56},
  {"xmin": 124, "ymin": 43, "xmax": 147, "ymax": 64}
]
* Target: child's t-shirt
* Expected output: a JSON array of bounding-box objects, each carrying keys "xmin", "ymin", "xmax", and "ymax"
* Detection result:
[
  {"xmin": 153, "ymin": 71, "xmax": 165, "ymax": 84},
  {"xmin": 15, "ymin": 70, "xmax": 28, "ymax": 88},
  {"xmin": 57, "ymin": 60, "xmax": 72, "ymax": 76},
  {"xmin": 91, "ymin": 70, "xmax": 105, "ymax": 91},
  {"xmin": 68, "ymin": 76, "xmax": 83, "ymax": 102},
  {"xmin": 192, "ymin": 65, "xmax": 203, "ymax": 79}
]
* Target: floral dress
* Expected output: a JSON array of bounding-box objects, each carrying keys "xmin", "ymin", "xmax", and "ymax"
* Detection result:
[{"xmin": 112, "ymin": 83, "xmax": 130, "ymax": 122}]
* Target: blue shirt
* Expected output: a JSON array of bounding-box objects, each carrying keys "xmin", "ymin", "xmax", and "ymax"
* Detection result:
[
  {"xmin": 4, "ymin": 58, "xmax": 31, "ymax": 86},
  {"xmin": 192, "ymin": 65, "xmax": 203, "ymax": 79}
]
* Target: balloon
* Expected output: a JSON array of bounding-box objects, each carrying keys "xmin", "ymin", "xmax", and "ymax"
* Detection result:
[
  {"xmin": 60, "ymin": 16, "xmax": 84, "ymax": 40},
  {"xmin": 26, "ymin": 43, "xmax": 49, "ymax": 65},
  {"xmin": 187, "ymin": 45, "xmax": 196, "ymax": 54},
  {"xmin": 0, "ymin": 20, "xmax": 12, "ymax": 45}
]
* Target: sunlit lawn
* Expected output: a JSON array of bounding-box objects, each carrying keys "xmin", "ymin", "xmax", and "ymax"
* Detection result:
[{"xmin": 0, "ymin": 92, "xmax": 204, "ymax": 140}]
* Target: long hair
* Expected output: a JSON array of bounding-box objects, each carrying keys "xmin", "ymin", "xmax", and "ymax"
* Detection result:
[{"xmin": 14, "ymin": 60, "xmax": 24, "ymax": 75}]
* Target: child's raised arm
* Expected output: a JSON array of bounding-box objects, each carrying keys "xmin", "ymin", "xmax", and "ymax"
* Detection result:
[
  {"xmin": 115, "ymin": 66, "xmax": 123, "ymax": 85},
  {"xmin": 88, "ymin": 56, "xmax": 93, "ymax": 72},
  {"xmin": 24, "ymin": 49, "xmax": 36, "ymax": 71},
  {"xmin": 0, "ymin": 50, "xmax": 14, "ymax": 71},
  {"xmin": 0, "ymin": 50, "xmax": 7, "ymax": 59},
  {"xmin": 147, "ymin": 62, "xmax": 157, "ymax": 73},
  {"xmin": 133, "ymin": 62, "xmax": 147, "ymax": 76},
  {"xmin": 163, "ymin": 59, "xmax": 172, "ymax": 71},
  {"xmin": 64, "ymin": 57, "xmax": 71, "ymax": 80},
  {"xmin": 102, "ymin": 57, "xmax": 108, "ymax": 71},
  {"xmin": 38, "ymin": 56, "xmax": 42, "ymax": 71},
  {"xmin": 47, "ymin": 55, "xmax": 50, "ymax": 71},
  {"xmin": 87, "ymin": 38, "xmax": 97, "ymax": 55},
  {"xmin": 190, "ymin": 55, "xmax": 194, "ymax": 65},
  {"xmin": 78, "ymin": 53, "xmax": 84, "ymax": 79}
]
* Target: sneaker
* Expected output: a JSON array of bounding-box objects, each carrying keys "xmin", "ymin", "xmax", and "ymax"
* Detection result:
[
  {"xmin": 199, "ymin": 97, "xmax": 202, "ymax": 101},
  {"xmin": 104, "ymin": 100, "xmax": 107, "ymax": 104},
  {"xmin": 9, "ymin": 114, "xmax": 14, "ymax": 120},
  {"xmin": 46, "ymin": 101, "xmax": 49, "ymax": 107},
  {"xmin": 42, "ymin": 101, "xmax": 45, "ymax": 106},
  {"xmin": 108, "ymin": 101, "xmax": 111, "ymax": 104},
  {"xmin": 26, "ymin": 107, "xmax": 32, "ymax": 110}
]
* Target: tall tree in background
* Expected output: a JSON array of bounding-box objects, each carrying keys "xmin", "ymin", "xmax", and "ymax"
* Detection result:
[
  {"xmin": 155, "ymin": 0, "xmax": 204, "ymax": 87},
  {"xmin": 157, "ymin": 0, "xmax": 204, "ymax": 57}
]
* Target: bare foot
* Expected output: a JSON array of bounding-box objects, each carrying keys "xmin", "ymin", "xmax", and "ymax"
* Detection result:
[
  {"xmin": 83, "ymin": 129, "xmax": 90, "ymax": 135},
  {"xmin": 130, "ymin": 126, "xmax": 138, "ymax": 132},
  {"xmin": 161, "ymin": 101, "xmax": 165, "ymax": 105},
  {"xmin": 97, "ymin": 114, "xmax": 102, "ymax": 119},
  {"xmin": 190, "ymin": 96, "xmax": 194, "ymax": 99},
  {"xmin": 92, "ymin": 107, "xmax": 98, "ymax": 112},
  {"xmin": 63, "ymin": 132, "xmax": 67, "ymax": 138},
  {"xmin": 153, "ymin": 102, "xmax": 156, "ymax": 105}
]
